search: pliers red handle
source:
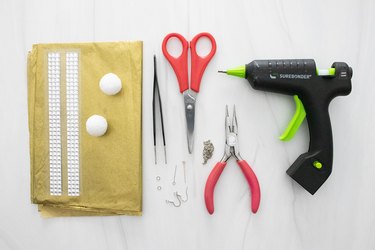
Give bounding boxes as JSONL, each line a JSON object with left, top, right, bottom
{"left": 204, "top": 105, "right": 261, "bottom": 214}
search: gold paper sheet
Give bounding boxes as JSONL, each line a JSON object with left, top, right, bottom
{"left": 27, "top": 41, "right": 142, "bottom": 217}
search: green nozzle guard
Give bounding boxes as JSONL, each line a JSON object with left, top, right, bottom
{"left": 224, "top": 66, "right": 246, "bottom": 78}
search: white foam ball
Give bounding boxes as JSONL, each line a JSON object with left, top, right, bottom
{"left": 86, "top": 115, "right": 108, "bottom": 137}
{"left": 99, "top": 73, "right": 122, "bottom": 95}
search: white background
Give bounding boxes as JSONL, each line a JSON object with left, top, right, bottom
{"left": 0, "top": 0, "right": 374, "bottom": 249}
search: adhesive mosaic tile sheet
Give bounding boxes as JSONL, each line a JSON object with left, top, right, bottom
{"left": 48, "top": 52, "right": 62, "bottom": 196}
{"left": 66, "top": 52, "right": 80, "bottom": 196}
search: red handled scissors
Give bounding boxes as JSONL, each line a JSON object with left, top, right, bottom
{"left": 162, "top": 32, "right": 216, "bottom": 154}
{"left": 204, "top": 105, "right": 261, "bottom": 214}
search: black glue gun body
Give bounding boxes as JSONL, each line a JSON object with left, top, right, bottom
{"left": 246, "top": 59, "right": 352, "bottom": 194}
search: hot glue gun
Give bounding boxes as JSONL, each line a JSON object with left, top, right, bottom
{"left": 219, "top": 59, "right": 352, "bottom": 194}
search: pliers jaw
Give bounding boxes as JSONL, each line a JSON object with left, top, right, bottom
{"left": 221, "top": 105, "right": 242, "bottom": 162}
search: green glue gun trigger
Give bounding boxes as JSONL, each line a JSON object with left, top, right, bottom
{"left": 220, "top": 59, "right": 352, "bottom": 194}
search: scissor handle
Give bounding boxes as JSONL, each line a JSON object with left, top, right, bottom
{"left": 162, "top": 33, "right": 189, "bottom": 93}
{"left": 190, "top": 32, "right": 216, "bottom": 93}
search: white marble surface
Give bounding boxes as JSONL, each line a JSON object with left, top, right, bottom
{"left": 0, "top": 0, "right": 374, "bottom": 249}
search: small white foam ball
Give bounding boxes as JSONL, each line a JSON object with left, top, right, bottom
{"left": 86, "top": 115, "right": 108, "bottom": 137}
{"left": 99, "top": 73, "right": 122, "bottom": 95}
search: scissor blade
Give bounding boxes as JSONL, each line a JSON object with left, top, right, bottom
{"left": 183, "top": 91, "right": 197, "bottom": 154}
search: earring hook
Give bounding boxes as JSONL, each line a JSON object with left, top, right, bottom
{"left": 166, "top": 192, "right": 182, "bottom": 207}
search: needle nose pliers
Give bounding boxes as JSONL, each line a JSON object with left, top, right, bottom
{"left": 204, "top": 105, "right": 261, "bottom": 214}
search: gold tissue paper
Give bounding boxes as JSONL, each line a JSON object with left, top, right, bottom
{"left": 27, "top": 41, "right": 142, "bottom": 217}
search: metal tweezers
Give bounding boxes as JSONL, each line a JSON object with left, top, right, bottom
{"left": 153, "top": 55, "right": 167, "bottom": 164}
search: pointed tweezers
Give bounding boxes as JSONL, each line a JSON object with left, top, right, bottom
{"left": 153, "top": 55, "right": 167, "bottom": 164}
